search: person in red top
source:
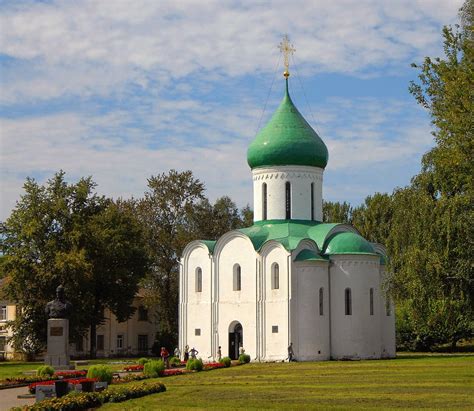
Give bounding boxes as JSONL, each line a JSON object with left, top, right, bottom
{"left": 160, "top": 346, "right": 170, "bottom": 368}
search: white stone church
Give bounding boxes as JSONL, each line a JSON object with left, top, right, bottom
{"left": 179, "top": 60, "right": 396, "bottom": 361}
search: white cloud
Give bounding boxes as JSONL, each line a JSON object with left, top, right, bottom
{"left": 0, "top": 93, "right": 434, "bottom": 220}
{"left": 0, "top": 0, "right": 463, "bottom": 103}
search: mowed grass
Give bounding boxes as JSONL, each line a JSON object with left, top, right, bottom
{"left": 0, "top": 358, "right": 136, "bottom": 380}
{"left": 0, "top": 361, "right": 42, "bottom": 379}
{"left": 102, "top": 354, "right": 474, "bottom": 410}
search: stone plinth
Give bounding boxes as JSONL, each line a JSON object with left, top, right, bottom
{"left": 44, "top": 318, "right": 70, "bottom": 369}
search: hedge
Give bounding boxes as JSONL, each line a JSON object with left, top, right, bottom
{"left": 12, "top": 381, "right": 166, "bottom": 410}
{"left": 239, "top": 354, "right": 251, "bottom": 364}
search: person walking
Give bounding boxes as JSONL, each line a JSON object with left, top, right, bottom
{"left": 288, "top": 342, "right": 294, "bottom": 362}
{"left": 184, "top": 344, "right": 189, "bottom": 361}
{"left": 174, "top": 347, "right": 181, "bottom": 359}
{"left": 217, "top": 346, "right": 222, "bottom": 361}
{"left": 160, "top": 346, "right": 170, "bottom": 368}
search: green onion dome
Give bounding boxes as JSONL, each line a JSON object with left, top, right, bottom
{"left": 247, "top": 79, "right": 328, "bottom": 169}
{"left": 324, "top": 232, "right": 376, "bottom": 255}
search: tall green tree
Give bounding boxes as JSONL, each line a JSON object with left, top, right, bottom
{"left": 137, "top": 170, "right": 205, "bottom": 344}
{"left": 322, "top": 201, "right": 352, "bottom": 224}
{"left": 352, "top": 193, "right": 393, "bottom": 244}
{"left": 0, "top": 172, "right": 148, "bottom": 357}
{"left": 388, "top": 0, "right": 474, "bottom": 350}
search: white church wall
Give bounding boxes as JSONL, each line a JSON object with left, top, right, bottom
{"left": 216, "top": 236, "right": 257, "bottom": 360}
{"left": 261, "top": 245, "right": 290, "bottom": 361}
{"left": 329, "top": 255, "right": 382, "bottom": 360}
{"left": 292, "top": 261, "right": 330, "bottom": 361}
{"left": 252, "top": 166, "right": 323, "bottom": 222}
{"left": 380, "top": 266, "right": 396, "bottom": 358}
{"left": 181, "top": 246, "right": 213, "bottom": 360}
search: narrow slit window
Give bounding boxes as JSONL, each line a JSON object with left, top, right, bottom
{"left": 262, "top": 183, "right": 267, "bottom": 220}
{"left": 285, "top": 182, "right": 291, "bottom": 219}
{"left": 271, "top": 263, "right": 279, "bottom": 290}
{"left": 195, "top": 267, "right": 202, "bottom": 292}
{"left": 369, "top": 288, "right": 374, "bottom": 315}
{"left": 319, "top": 287, "right": 324, "bottom": 316}
{"left": 386, "top": 299, "right": 391, "bottom": 316}
{"left": 233, "top": 264, "right": 241, "bottom": 291}
{"left": 345, "top": 288, "right": 352, "bottom": 315}
{"left": 311, "top": 182, "right": 315, "bottom": 220}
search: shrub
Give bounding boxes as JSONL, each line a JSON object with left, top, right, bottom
{"left": 143, "top": 360, "right": 165, "bottom": 377}
{"left": 186, "top": 358, "right": 203, "bottom": 371}
{"left": 13, "top": 381, "right": 166, "bottom": 411}
{"left": 36, "top": 365, "right": 55, "bottom": 377}
{"left": 169, "top": 356, "right": 181, "bottom": 367}
{"left": 239, "top": 354, "right": 251, "bottom": 364}
{"left": 219, "top": 357, "right": 231, "bottom": 368}
{"left": 137, "top": 357, "right": 150, "bottom": 365}
{"left": 87, "top": 365, "right": 113, "bottom": 384}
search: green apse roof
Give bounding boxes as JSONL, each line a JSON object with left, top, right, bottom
{"left": 324, "top": 232, "right": 376, "bottom": 255}
{"left": 247, "top": 79, "right": 328, "bottom": 169}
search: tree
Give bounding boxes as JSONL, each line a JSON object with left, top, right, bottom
{"left": 137, "top": 170, "right": 205, "bottom": 345}
{"left": 388, "top": 0, "right": 474, "bottom": 350}
{"left": 351, "top": 193, "right": 393, "bottom": 244}
{"left": 0, "top": 172, "right": 149, "bottom": 357}
{"left": 322, "top": 201, "right": 352, "bottom": 224}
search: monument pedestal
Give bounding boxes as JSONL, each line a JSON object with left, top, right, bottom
{"left": 44, "top": 318, "right": 72, "bottom": 369}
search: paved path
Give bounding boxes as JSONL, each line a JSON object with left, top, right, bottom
{"left": 0, "top": 386, "right": 35, "bottom": 411}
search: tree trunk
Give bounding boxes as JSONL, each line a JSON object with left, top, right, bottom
{"left": 89, "top": 321, "right": 97, "bottom": 359}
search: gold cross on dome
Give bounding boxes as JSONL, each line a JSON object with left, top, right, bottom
{"left": 278, "top": 34, "right": 295, "bottom": 78}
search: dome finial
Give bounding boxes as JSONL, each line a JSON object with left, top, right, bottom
{"left": 278, "top": 34, "right": 295, "bottom": 79}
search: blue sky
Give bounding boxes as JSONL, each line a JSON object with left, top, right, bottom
{"left": 0, "top": 0, "right": 464, "bottom": 220}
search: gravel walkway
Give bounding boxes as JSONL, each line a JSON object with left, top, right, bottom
{"left": 0, "top": 386, "right": 35, "bottom": 411}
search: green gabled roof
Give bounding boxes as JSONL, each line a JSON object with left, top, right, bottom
{"left": 237, "top": 219, "right": 320, "bottom": 251}
{"left": 200, "top": 240, "right": 216, "bottom": 253}
{"left": 294, "top": 249, "right": 328, "bottom": 262}
{"left": 247, "top": 79, "right": 328, "bottom": 169}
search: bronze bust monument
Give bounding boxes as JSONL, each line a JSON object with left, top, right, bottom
{"left": 45, "top": 285, "right": 72, "bottom": 319}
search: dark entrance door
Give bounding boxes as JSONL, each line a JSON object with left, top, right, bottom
{"left": 228, "top": 322, "right": 243, "bottom": 360}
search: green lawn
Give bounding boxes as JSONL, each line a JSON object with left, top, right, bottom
{"left": 101, "top": 354, "right": 474, "bottom": 410}
{"left": 0, "top": 357, "right": 137, "bottom": 380}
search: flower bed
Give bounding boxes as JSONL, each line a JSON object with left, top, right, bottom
{"left": 0, "top": 370, "right": 88, "bottom": 390}
{"left": 204, "top": 362, "right": 226, "bottom": 370}
{"left": 162, "top": 368, "right": 186, "bottom": 376}
{"left": 28, "top": 377, "right": 98, "bottom": 394}
{"left": 124, "top": 364, "right": 144, "bottom": 372}
{"left": 13, "top": 381, "right": 166, "bottom": 411}
{"left": 54, "top": 370, "right": 87, "bottom": 378}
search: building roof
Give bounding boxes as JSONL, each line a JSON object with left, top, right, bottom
{"left": 247, "top": 79, "right": 328, "bottom": 169}
{"left": 294, "top": 249, "right": 328, "bottom": 262}
{"left": 237, "top": 220, "right": 378, "bottom": 256}
{"left": 324, "top": 231, "right": 376, "bottom": 255}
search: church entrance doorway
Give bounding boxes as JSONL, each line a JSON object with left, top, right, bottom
{"left": 228, "top": 321, "right": 243, "bottom": 360}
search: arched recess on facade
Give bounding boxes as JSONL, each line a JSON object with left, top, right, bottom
{"left": 260, "top": 240, "right": 289, "bottom": 293}
{"left": 228, "top": 320, "right": 243, "bottom": 360}
{"left": 181, "top": 240, "right": 214, "bottom": 266}
{"left": 292, "top": 238, "right": 320, "bottom": 259}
